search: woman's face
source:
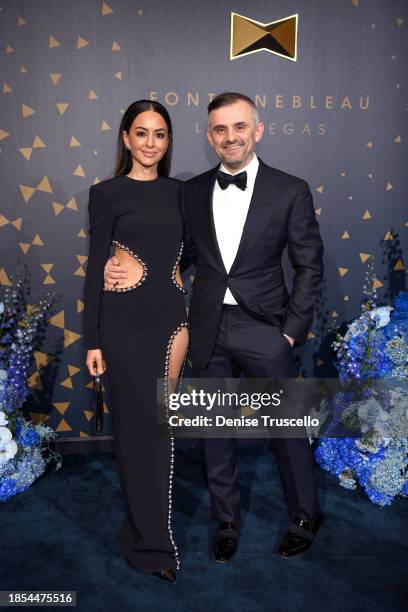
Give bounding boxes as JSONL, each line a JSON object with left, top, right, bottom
{"left": 123, "top": 110, "right": 169, "bottom": 170}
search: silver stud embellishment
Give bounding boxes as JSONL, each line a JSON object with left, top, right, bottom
{"left": 171, "top": 243, "right": 187, "bottom": 294}
{"left": 163, "top": 321, "right": 190, "bottom": 571}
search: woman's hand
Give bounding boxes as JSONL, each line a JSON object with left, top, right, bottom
{"left": 104, "top": 255, "right": 129, "bottom": 289}
{"left": 86, "top": 349, "right": 106, "bottom": 376}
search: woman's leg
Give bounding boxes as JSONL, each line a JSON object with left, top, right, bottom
{"left": 100, "top": 309, "right": 188, "bottom": 573}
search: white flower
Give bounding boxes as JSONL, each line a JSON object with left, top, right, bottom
{"left": 0, "top": 369, "right": 7, "bottom": 381}
{"left": 0, "top": 439, "right": 18, "bottom": 464}
{"left": 0, "top": 426, "right": 13, "bottom": 447}
{"left": 369, "top": 306, "right": 393, "bottom": 328}
{"left": 344, "top": 316, "right": 369, "bottom": 341}
{"left": 388, "top": 388, "right": 408, "bottom": 409}
{"left": 0, "top": 411, "right": 8, "bottom": 426}
{"left": 357, "top": 399, "right": 391, "bottom": 436}
{"left": 0, "top": 301, "right": 4, "bottom": 314}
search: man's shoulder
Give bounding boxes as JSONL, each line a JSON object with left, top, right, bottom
{"left": 258, "top": 159, "right": 308, "bottom": 189}
{"left": 183, "top": 159, "right": 309, "bottom": 197}
{"left": 185, "top": 166, "right": 218, "bottom": 187}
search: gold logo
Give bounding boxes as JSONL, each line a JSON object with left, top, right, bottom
{"left": 230, "top": 12, "right": 298, "bottom": 62}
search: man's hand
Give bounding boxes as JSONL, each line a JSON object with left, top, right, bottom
{"left": 282, "top": 333, "right": 295, "bottom": 347}
{"left": 104, "top": 255, "right": 129, "bottom": 289}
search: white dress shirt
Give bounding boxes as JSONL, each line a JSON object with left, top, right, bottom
{"left": 212, "top": 154, "right": 259, "bottom": 305}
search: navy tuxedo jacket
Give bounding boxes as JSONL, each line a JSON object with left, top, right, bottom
{"left": 181, "top": 158, "right": 324, "bottom": 369}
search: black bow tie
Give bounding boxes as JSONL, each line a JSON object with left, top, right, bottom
{"left": 216, "top": 170, "right": 247, "bottom": 191}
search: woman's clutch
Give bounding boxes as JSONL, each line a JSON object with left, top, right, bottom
{"left": 93, "top": 374, "right": 104, "bottom": 434}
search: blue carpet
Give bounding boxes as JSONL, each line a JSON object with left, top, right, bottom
{"left": 1, "top": 443, "right": 407, "bottom": 611}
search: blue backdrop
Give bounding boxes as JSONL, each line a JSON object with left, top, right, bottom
{"left": 0, "top": 0, "right": 406, "bottom": 438}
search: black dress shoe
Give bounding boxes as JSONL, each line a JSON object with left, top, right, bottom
{"left": 212, "top": 521, "right": 239, "bottom": 563}
{"left": 277, "top": 513, "right": 323, "bottom": 559}
{"left": 152, "top": 568, "right": 177, "bottom": 583}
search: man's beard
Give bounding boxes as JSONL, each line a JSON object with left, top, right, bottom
{"left": 220, "top": 142, "right": 253, "bottom": 171}
{"left": 222, "top": 158, "right": 244, "bottom": 170}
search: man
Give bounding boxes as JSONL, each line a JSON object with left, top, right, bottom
{"left": 104, "top": 92, "right": 324, "bottom": 562}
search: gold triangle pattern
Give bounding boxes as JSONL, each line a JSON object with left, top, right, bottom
{"left": 0, "top": 5, "right": 404, "bottom": 442}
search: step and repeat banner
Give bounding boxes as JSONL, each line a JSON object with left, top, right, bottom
{"left": 0, "top": 0, "right": 406, "bottom": 438}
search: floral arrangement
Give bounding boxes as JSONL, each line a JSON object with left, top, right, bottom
{"left": 0, "top": 266, "right": 60, "bottom": 502}
{"left": 315, "top": 260, "right": 408, "bottom": 506}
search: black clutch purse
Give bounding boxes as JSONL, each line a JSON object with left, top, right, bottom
{"left": 93, "top": 374, "right": 104, "bottom": 434}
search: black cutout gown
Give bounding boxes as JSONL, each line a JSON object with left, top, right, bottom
{"left": 84, "top": 174, "right": 188, "bottom": 573}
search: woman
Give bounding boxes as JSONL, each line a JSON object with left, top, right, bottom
{"left": 84, "top": 100, "right": 189, "bottom": 583}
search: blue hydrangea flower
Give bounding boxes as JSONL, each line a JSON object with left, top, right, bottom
{"left": 320, "top": 290, "right": 408, "bottom": 506}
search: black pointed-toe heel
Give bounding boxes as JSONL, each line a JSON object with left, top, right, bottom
{"left": 152, "top": 568, "right": 177, "bottom": 583}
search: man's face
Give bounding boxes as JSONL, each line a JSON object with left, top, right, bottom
{"left": 206, "top": 100, "right": 264, "bottom": 172}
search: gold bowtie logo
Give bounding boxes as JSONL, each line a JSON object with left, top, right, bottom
{"left": 230, "top": 12, "right": 298, "bottom": 62}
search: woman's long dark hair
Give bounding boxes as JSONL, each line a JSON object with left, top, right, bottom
{"left": 112, "top": 100, "right": 173, "bottom": 178}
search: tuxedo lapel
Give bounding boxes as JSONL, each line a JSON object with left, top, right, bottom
{"left": 196, "top": 166, "right": 228, "bottom": 274}
{"left": 229, "top": 160, "right": 277, "bottom": 274}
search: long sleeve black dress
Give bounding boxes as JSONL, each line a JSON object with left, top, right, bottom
{"left": 84, "top": 173, "right": 188, "bottom": 573}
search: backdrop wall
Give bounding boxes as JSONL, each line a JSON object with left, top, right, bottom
{"left": 0, "top": 0, "right": 406, "bottom": 438}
